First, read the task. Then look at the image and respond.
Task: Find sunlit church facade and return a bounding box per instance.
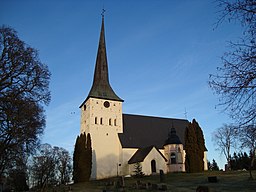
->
[79,16,208,180]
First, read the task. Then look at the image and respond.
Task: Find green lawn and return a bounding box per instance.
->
[58,171,256,192]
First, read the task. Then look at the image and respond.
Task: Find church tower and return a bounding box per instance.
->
[163,127,185,172]
[80,15,124,179]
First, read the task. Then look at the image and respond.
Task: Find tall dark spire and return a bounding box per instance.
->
[84,15,123,104]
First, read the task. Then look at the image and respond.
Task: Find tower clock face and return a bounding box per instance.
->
[103,101,110,108]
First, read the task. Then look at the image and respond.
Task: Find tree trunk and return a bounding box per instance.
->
[249,149,255,180]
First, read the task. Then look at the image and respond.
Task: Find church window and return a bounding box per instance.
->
[114,119,117,126]
[109,118,112,125]
[171,153,176,164]
[100,118,103,125]
[95,117,98,124]
[104,101,110,108]
[151,160,156,173]
[83,105,86,111]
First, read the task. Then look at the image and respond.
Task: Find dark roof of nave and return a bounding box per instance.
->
[119,114,189,149]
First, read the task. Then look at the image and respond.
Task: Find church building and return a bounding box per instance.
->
[79,15,208,180]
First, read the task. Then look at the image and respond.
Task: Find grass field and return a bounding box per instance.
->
[56,171,256,192]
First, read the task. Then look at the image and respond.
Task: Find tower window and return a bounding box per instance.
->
[171,153,176,164]
[95,117,98,124]
[83,105,86,111]
[104,101,110,108]
[100,117,103,125]
[109,118,112,126]
[114,119,117,126]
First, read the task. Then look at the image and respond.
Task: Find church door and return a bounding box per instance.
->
[151,160,156,173]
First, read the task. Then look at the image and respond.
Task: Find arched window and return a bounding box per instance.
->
[95,117,98,124]
[171,153,176,164]
[100,117,103,125]
[114,119,117,126]
[109,118,112,125]
[151,160,156,173]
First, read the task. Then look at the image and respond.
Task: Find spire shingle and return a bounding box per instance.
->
[80,16,123,107]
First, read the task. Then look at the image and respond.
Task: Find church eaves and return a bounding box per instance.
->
[80,16,123,107]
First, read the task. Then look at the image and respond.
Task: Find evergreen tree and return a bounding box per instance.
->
[73,132,92,183]
[86,133,92,180]
[133,162,144,178]
[242,152,250,170]
[230,151,255,171]
[79,133,87,182]
[185,119,206,173]
[73,136,80,182]
[207,160,211,170]
[185,121,197,173]
[194,119,206,172]
[211,159,219,171]
[230,152,238,170]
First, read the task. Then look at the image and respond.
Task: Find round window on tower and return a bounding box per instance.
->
[103,101,110,108]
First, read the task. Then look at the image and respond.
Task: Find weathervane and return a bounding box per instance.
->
[184,108,188,119]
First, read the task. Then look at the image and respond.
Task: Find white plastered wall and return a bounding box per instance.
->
[129,147,167,176]
[80,98,123,179]
[204,151,208,171]
[121,148,137,176]
[164,144,185,172]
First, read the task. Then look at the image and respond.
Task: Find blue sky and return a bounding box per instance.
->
[1,0,243,169]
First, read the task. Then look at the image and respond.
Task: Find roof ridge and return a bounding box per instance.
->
[123,113,188,121]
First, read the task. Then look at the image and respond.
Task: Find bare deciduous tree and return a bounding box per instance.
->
[209,0,256,125]
[30,144,72,190]
[239,124,256,179]
[0,26,51,176]
[55,147,72,184]
[212,124,238,170]
[30,144,56,189]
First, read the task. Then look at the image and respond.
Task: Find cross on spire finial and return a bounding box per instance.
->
[184,108,188,119]
[101,8,106,18]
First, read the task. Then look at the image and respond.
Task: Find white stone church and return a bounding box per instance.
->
[79,16,208,180]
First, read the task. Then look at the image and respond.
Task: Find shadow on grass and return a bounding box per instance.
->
[62,171,256,192]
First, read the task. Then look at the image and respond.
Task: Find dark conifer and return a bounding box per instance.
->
[133,162,144,178]
[79,133,87,182]
[185,119,206,173]
[185,122,197,172]
[211,159,219,171]
[73,135,80,183]
[193,119,206,172]
[86,133,92,180]
[73,132,92,183]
